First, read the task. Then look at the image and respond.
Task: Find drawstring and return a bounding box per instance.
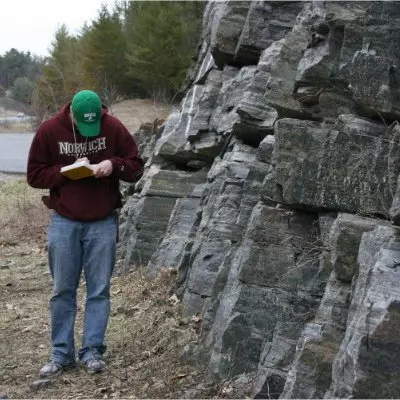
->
[71,110,88,160]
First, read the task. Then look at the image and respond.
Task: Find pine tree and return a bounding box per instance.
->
[0,49,42,90]
[30,0,204,117]
[81,5,129,100]
[10,77,34,104]
[124,1,203,101]
[34,25,84,116]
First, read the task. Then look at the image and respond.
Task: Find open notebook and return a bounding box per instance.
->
[60,160,96,180]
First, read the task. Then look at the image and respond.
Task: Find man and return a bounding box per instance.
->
[27,90,143,377]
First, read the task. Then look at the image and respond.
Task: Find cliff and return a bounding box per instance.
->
[120,2,400,398]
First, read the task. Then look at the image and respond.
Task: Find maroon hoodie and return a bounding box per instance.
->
[27,104,144,221]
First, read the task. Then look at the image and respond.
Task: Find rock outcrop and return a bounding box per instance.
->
[120,1,400,398]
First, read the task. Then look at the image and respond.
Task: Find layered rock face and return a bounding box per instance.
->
[121,1,400,398]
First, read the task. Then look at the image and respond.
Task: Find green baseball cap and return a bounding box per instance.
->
[71,90,102,137]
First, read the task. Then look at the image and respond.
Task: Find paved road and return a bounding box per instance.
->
[0,133,34,173]
[0,116,34,123]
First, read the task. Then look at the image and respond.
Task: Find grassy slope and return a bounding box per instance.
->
[0,100,234,399]
[111,99,171,134]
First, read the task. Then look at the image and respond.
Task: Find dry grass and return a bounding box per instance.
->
[0,261,205,399]
[0,179,215,399]
[0,179,49,245]
[109,99,172,134]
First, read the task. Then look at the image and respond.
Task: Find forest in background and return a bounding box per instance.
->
[0,1,204,121]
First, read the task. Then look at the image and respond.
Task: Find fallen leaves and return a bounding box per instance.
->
[191,312,203,334]
[167,293,180,305]
[22,325,34,333]
[170,372,189,381]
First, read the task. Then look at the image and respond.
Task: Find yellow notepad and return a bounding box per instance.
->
[61,160,95,180]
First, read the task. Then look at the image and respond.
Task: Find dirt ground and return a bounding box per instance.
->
[0,240,210,399]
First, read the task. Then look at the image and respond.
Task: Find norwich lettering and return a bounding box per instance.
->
[58,137,107,156]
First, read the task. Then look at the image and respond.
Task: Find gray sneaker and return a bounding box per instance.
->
[84,358,105,374]
[39,361,74,378]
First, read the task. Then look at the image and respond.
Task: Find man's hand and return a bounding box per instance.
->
[93,160,113,178]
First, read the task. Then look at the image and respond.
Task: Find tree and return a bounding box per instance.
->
[30,0,204,118]
[35,25,85,114]
[124,1,204,101]
[0,48,42,89]
[10,77,34,105]
[81,5,130,98]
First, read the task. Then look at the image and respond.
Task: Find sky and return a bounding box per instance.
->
[0,0,111,57]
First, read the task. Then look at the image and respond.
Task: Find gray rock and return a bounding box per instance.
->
[186,4,216,88]
[211,1,303,68]
[181,143,270,315]
[330,213,387,282]
[122,168,207,268]
[291,2,400,120]
[389,164,400,225]
[235,69,278,145]
[154,111,187,163]
[257,135,275,163]
[123,195,177,267]
[317,91,358,118]
[264,116,400,216]
[117,1,400,395]
[280,276,349,400]
[346,2,400,120]
[209,63,278,146]
[147,196,203,275]
[318,212,337,244]
[263,2,326,118]
[156,70,224,165]
[281,214,384,399]
[210,66,255,137]
[140,168,207,198]
[133,122,160,164]
[206,203,329,390]
[329,225,400,398]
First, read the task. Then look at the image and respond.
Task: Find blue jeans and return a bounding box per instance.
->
[47,211,118,364]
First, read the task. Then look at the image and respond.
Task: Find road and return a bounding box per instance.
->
[0,133,34,173]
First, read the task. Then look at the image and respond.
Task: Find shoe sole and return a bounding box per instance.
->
[86,366,105,375]
[39,369,63,379]
[87,369,101,375]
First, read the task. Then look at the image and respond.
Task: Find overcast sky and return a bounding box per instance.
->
[0,0,111,57]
